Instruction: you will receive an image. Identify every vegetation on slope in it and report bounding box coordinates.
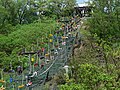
[57,18,120,90]
[0,19,58,69]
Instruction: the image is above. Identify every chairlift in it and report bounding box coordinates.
[49,34,53,37]
[49,39,53,43]
[0,85,5,90]
[31,58,35,62]
[40,56,45,59]
[26,81,32,87]
[18,84,24,88]
[34,63,38,67]
[0,80,5,83]
[62,36,68,39]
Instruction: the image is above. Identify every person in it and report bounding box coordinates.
[62,42,66,45]
[50,55,54,60]
[37,50,41,56]
[41,63,44,69]
[41,48,45,52]
[54,49,58,55]
[8,69,15,73]
[26,80,32,87]
[53,35,57,40]
[10,77,13,83]
[34,63,38,67]
[17,66,23,75]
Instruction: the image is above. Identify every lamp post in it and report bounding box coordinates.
[63,65,69,74]
[63,65,69,80]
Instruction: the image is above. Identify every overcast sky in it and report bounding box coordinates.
[76,0,89,4]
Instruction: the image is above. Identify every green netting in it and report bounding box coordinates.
[5,18,81,90]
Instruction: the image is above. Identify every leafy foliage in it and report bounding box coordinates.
[59,63,119,90]
[88,0,120,43]
[0,19,58,69]
[59,83,86,90]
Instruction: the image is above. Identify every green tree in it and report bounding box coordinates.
[89,0,120,43]
[88,0,120,84]
[47,0,76,18]
[62,0,76,16]
[0,19,57,68]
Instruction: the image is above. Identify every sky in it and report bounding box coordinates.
[76,0,89,4]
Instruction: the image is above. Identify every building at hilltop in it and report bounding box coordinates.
[74,3,92,17]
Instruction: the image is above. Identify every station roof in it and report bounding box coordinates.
[78,3,89,7]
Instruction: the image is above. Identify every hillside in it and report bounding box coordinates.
[51,18,120,90]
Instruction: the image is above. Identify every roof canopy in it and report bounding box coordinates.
[78,3,89,7]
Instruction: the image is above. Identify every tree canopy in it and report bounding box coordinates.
[89,0,120,43]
